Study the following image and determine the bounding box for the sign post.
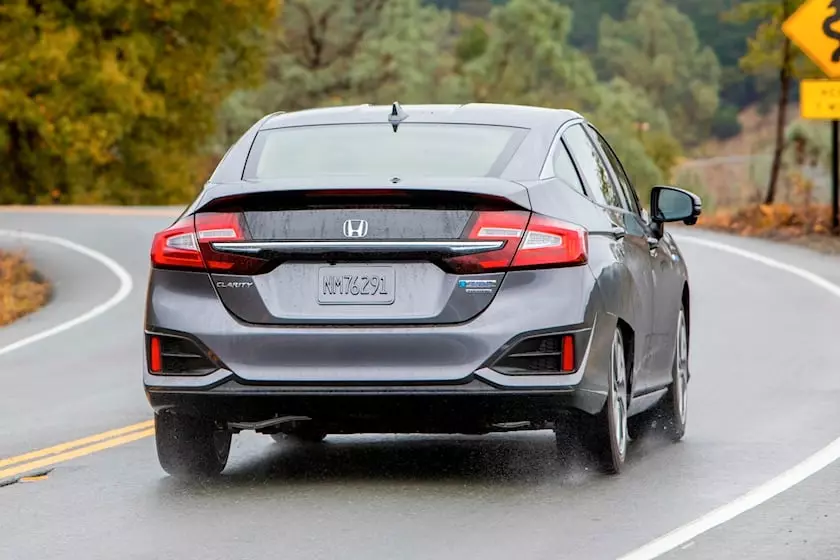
[834,120,839,230]
[782,0,840,233]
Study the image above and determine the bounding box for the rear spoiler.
[193,177,532,213]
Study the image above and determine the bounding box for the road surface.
[1,207,839,560]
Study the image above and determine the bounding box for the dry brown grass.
[699,203,832,235]
[698,203,840,254]
[0,250,51,326]
[693,104,800,158]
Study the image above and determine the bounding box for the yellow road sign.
[800,79,840,119]
[783,0,840,78]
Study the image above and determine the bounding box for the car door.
[562,123,657,394]
[585,125,676,389]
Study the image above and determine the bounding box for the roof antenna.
[388,101,408,132]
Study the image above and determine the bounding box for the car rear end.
[144,114,607,440]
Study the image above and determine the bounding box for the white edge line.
[618,234,840,560]
[0,230,133,357]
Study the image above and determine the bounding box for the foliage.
[785,120,831,169]
[711,104,744,140]
[457,0,673,191]
[725,0,817,205]
[699,203,834,236]
[598,0,722,146]
[430,0,777,112]
[726,0,818,80]
[586,77,675,191]
[213,0,460,151]
[0,0,786,207]
[455,20,489,65]
[0,251,51,327]
[0,0,277,205]
[461,0,597,107]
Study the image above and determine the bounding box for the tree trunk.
[7,122,37,205]
[765,4,794,205]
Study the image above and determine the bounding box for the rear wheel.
[155,412,231,478]
[628,305,688,442]
[271,423,328,444]
[555,326,628,474]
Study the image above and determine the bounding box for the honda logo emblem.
[342,219,369,238]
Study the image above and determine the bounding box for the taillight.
[150,218,203,270]
[446,210,530,273]
[150,212,266,274]
[446,211,588,273]
[510,214,588,269]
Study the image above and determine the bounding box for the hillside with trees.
[0,0,820,213]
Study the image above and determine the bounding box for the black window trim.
[584,123,645,217]
[580,123,632,212]
[553,137,589,196]
[539,117,585,180]
[561,122,626,211]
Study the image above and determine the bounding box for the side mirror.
[650,186,702,226]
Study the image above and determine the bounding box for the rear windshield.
[242,123,527,180]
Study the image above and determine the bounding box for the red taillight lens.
[446,211,588,273]
[446,210,530,273]
[510,214,588,269]
[150,217,203,270]
[150,212,266,274]
[195,213,264,274]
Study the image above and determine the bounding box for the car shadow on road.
[155,430,678,496]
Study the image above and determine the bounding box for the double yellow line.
[0,421,154,481]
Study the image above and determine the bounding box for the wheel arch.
[615,317,635,401]
[681,281,690,343]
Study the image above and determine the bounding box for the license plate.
[317,266,395,305]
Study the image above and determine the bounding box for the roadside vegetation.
[0,251,51,326]
[0,0,835,246]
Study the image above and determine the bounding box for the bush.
[710,104,743,140]
[0,251,51,326]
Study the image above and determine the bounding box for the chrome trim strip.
[211,240,506,256]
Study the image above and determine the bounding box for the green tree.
[455,20,489,65]
[588,77,678,194]
[459,0,672,193]
[598,0,722,146]
[555,0,629,51]
[213,0,461,152]
[463,0,597,108]
[0,0,277,205]
[726,0,817,204]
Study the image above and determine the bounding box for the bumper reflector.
[149,336,162,373]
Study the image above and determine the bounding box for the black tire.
[155,412,231,478]
[628,304,688,442]
[555,326,628,474]
[271,423,328,444]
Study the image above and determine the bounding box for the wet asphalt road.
[1,208,839,560]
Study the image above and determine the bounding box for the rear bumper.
[144,266,615,416]
[145,377,606,430]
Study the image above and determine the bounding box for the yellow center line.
[0,420,153,469]
[0,428,155,481]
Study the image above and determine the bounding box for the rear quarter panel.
[526,178,648,396]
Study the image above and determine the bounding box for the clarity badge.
[458,278,497,294]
